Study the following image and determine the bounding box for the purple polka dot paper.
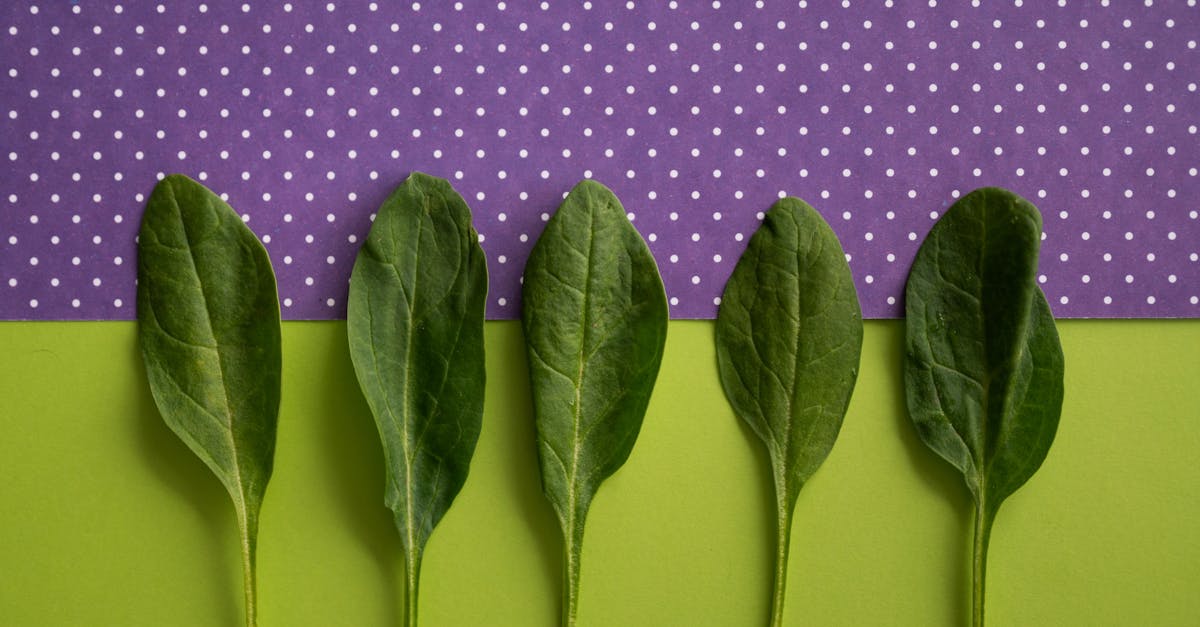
[2,1,1198,321]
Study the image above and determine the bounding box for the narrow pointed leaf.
[715,197,863,627]
[347,172,487,627]
[521,179,668,627]
[137,174,281,627]
[904,187,1065,627]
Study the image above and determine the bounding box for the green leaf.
[347,172,488,627]
[137,174,281,627]
[715,197,863,627]
[521,179,668,627]
[904,187,1065,627]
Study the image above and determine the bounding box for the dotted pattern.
[2,1,1198,320]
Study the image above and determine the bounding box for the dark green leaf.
[521,179,668,627]
[347,172,487,627]
[715,197,863,627]
[904,187,1065,627]
[137,174,281,627]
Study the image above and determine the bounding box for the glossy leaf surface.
[347,172,487,627]
[522,179,668,627]
[137,174,281,627]
[715,197,863,627]
[904,187,1065,627]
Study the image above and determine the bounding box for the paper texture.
[1,2,1196,319]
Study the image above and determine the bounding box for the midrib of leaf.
[966,194,1037,627]
[770,219,820,627]
[977,202,1038,487]
[786,230,839,455]
[395,207,425,627]
[166,184,248,508]
[165,181,258,627]
[564,205,597,627]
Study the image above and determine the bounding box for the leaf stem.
[238,507,259,627]
[972,501,994,627]
[403,551,423,627]
[770,471,793,627]
[562,523,583,627]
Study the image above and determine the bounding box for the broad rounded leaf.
[347,172,487,626]
[137,173,281,627]
[904,186,1065,627]
[904,187,1064,511]
[717,198,863,498]
[521,179,668,626]
[715,197,863,626]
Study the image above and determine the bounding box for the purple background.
[2,1,1197,320]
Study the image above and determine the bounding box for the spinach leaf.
[137,174,281,627]
[521,179,668,627]
[347,172,488,627]
[904,187,1065,627]
[715,197,863,627]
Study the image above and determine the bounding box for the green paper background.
[2,320,1197,626]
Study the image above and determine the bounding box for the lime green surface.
[1,320,1197,626]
